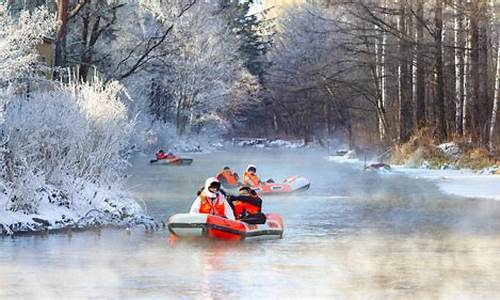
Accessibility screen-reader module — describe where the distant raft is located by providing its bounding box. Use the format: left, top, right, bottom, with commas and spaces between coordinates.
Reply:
167, 213, 284, 240
150, 156, 193, 165
251, 176, 310, 195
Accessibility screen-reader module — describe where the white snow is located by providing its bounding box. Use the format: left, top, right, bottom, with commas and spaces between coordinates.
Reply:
233, 138, 305, 149
327, 150, 364, 164
437, 141, 462, 159
393, 167, 500, 201
327, 152, 500, 201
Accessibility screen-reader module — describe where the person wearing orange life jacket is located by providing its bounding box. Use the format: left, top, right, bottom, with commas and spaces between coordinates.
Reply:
216, 166, 240, 188
190, 177, 235, 220
155, 149, 175, 161
242, 164, 262, 187
227, 187, 266, 224
242, 164, 275, 187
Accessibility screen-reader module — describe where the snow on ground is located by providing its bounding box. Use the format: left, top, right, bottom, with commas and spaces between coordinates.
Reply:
0, 181, 155, 235
392, 167, 500, 201
327, 152, 500, 201
232, 138, 306, 149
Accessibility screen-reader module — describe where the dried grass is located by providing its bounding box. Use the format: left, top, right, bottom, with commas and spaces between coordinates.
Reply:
457, 147, 499, 170
389, 127, 500, 170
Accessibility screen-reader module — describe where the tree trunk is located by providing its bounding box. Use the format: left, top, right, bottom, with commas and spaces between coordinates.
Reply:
375, 19, 388, 143
415, 0, 426, 128
467, 0, 492, 144
489, 37, 500, 151
54, 0, 69, 78
399, 1, 413, 142
435, 0, 447, 141
463, 11, 471, 136
454, 0, 465, 135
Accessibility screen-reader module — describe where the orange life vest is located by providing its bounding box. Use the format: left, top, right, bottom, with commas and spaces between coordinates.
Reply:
242, 172, 260, 187
233, 201, 261, 219
156, 152, 167, 160
199, 194, 226, 217
217, 170, 238, 186
156, 152, 175, 160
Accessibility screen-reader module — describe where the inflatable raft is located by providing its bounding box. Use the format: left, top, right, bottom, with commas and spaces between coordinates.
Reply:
167, 213, 284, 240
251, 176, 310, 195
150, 156, 193, 165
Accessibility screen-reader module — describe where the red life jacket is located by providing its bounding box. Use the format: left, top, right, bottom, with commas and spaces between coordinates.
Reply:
242, 172, 260, 187
156, 152, 176, 160
231, 190, 262, 220
199, 194, 226, 217
156, 152, 168, 160
217, 170, 238, 186
233, 201, 261, 219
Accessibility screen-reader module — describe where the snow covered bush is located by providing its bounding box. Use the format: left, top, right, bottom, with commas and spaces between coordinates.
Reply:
3, 80, 133, 187
0, 79, 152, 234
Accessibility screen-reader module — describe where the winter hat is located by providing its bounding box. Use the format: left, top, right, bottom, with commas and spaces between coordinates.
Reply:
204, 177, 220, 198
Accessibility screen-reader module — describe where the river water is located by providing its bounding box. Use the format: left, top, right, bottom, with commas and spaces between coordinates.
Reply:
2, 148, 500, 299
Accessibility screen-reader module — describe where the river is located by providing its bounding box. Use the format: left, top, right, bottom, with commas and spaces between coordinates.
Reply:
2, 148, 500, 299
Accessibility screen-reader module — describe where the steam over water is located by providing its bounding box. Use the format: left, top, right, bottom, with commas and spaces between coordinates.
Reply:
2, 149, 500, 299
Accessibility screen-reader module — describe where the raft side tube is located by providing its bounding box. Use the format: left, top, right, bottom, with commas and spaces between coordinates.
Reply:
167, 213, 208, 237
167, 213, 284, 240
252, 176, 310, 195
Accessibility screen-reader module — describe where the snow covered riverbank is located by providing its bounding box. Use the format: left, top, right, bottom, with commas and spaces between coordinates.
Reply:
328, 154, 500, 201
392, 167, 500, 201
0, 182, 155, 236
0, 80, 158, 236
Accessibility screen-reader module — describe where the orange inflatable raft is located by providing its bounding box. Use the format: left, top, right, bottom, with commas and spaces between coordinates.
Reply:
167, 213, 284, 240
150, 156, 193, 165
251, 176, 310, 195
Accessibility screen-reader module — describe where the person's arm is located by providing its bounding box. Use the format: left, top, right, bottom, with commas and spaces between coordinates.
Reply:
189, 197, 201, 214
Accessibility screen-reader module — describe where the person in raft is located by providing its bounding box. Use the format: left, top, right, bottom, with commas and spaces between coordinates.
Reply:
242, 164, 274, 187
190, 177, 235, 220
216, 166, 240, 188
227, 187, 266, 224
155, 149, 175, 161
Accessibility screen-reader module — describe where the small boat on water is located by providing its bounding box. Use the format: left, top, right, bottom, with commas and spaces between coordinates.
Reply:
167, 213, 284, 240
150, 156, 193, 165
251, 176, 310, 195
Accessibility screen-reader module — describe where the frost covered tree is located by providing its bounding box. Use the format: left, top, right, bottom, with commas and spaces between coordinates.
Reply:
0, 3, 149, 234
266, 5, 354, 145
109, 1, 261, 136
0, 5, 55, 85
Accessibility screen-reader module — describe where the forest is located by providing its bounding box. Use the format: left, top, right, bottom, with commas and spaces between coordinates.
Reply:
265, 0, 500, 154
1, 0, 500, 232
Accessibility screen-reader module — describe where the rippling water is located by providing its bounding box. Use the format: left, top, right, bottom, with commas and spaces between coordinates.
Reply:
2, 148, 500, 299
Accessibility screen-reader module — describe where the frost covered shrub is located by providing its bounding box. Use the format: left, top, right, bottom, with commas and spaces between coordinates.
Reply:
1, 80, 134, 214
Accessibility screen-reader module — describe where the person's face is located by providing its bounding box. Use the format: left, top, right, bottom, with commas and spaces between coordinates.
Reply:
208, 183, 220, 193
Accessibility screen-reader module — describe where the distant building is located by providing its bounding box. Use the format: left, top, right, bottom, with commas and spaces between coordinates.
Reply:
36, 36, 55, 79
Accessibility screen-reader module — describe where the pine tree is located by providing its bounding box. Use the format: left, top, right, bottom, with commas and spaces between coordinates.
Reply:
221, 0, 272, 82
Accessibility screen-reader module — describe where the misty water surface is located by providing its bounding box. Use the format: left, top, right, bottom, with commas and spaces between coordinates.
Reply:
2, 148, 500, 299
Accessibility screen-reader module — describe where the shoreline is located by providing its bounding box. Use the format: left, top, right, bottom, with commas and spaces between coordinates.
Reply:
328, 154, 500, 201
